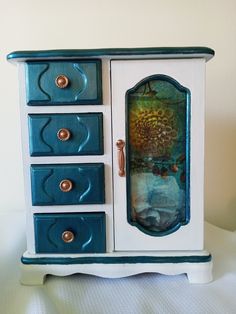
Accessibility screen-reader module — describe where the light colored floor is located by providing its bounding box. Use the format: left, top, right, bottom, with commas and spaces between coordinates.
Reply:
0, 211, 236, 314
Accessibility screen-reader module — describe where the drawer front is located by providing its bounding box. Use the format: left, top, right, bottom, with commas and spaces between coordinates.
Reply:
26, 60, 102, 105
31, 163, 105, 205
28, 113, 103, 156
34, 212, 106, 253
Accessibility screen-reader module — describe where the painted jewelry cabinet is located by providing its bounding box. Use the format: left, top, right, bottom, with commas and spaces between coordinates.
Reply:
7, 47, 215, 285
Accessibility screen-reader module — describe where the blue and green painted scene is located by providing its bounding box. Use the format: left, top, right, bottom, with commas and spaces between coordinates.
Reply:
126, 75, 190, 236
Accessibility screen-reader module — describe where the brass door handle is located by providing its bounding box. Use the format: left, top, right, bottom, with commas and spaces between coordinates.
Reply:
116, 139, 125, 177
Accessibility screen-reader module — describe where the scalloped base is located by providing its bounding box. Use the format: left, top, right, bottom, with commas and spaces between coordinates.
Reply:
20, 251, 213, 285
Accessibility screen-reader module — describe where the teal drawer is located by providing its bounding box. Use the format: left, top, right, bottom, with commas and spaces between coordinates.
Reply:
34, 212, 106, 253
28, 113, 103, 156
31, 163, 105, 205
26, 60, 102, 105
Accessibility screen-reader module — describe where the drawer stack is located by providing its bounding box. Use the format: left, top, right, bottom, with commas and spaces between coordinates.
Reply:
21, 59, 110, 255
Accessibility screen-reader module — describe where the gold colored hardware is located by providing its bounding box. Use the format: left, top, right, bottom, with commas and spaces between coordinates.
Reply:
116, 139, 125, 177
55, 74, 69, 88
62, 230, 75, 243
57, 128, 71, 141
59, 179, 73, 192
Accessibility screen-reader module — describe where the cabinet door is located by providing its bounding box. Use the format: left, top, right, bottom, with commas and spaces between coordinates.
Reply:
111, 59, 205, 251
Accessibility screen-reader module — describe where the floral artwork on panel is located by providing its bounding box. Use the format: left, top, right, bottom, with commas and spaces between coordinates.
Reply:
127, 76, 189, 235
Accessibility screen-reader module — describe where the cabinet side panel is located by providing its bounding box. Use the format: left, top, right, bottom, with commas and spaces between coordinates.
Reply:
18, 63, 36, 253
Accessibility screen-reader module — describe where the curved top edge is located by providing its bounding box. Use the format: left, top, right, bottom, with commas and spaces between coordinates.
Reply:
7, 47, 215, 62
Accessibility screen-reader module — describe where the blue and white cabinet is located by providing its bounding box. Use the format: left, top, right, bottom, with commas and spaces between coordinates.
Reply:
7, 47, 214, 285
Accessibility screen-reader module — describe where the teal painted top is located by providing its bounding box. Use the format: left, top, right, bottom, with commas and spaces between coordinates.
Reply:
7, 47, 214, 62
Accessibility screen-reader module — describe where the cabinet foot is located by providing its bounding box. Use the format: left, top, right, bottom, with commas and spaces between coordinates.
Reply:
20, 264, 46, 285
186, 261, 213, 283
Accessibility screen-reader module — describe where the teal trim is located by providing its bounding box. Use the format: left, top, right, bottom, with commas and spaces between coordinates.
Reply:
125, 74, 191, 237
31, 163, 105, 205
7, 47, 215, 62
28, 113, 104, 156
21, 254, 212, 265
34, 212, 106, 254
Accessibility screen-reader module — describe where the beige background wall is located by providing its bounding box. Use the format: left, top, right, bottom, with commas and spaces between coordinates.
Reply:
0, 0, 235, 230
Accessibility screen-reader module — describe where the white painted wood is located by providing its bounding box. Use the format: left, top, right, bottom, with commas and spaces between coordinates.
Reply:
20, 251, 212, 285
111, 59, 206, 251
20, 262, 213, 285
18, 63, 35, 254
23, 105, 111, 114
23, 249, 211, 258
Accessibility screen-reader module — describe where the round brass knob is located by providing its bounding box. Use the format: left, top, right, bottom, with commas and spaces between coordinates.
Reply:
55, 74, 69, 88
57, 128, 71, 141
59, 179, 73, 192
62, 230, 75, 243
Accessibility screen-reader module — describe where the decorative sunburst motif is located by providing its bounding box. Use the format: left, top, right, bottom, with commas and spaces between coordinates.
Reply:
129, 106, 178, 157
